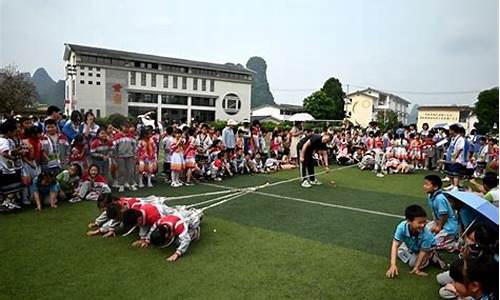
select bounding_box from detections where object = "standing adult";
[44,105,62,131]
[222,119,237,155]
[297,132,332,188]
[289,121,303,164]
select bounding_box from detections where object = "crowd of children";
[1,107,499,212]
[386,174,499,300]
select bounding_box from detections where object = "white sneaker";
[376,173,385,178]
[118,186,125,193]
[309,179,322,185]
[147,182,153,188]
[112,181,120,188]
[138,181,145,188]
[301,180,312,188]
[130,184,138,191]
[124,183,131,189]
[172,182,182,188]
[69,197,82,203]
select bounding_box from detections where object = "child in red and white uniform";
[20,126,43,205]
[408,133,422,167]
[137,127,157,188]
[87,194,145,237]
[70,164,111,203]
[148,209,203,262]
[184,128,197,186]
[122,202,163,247]
[41,118,69,174]
[170,129,185,187]
[69,134,87,170]
[90,128,112,179]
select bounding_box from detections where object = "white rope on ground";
[186,190,246,208]
[164,189,235,201]
[199,191,252,212]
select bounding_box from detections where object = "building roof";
[346,88,411,105]
[64,43,255,75]
[417,105,473,110]
[252,103,304,112]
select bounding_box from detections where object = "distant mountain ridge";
[30,68,65,108]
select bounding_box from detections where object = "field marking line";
[253,191,404,219]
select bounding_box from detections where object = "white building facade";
[344,88,410,128]
[63,44,253,124]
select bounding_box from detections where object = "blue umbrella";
[445,190,499,225]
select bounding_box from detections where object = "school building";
[63,44,254,124]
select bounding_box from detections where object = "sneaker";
[184,182,194,186]
[69,197,82,203]
[170,182,177,187]
[214,177,222,182]
[376,173,385,178]
[147,182,154,188]
[301,180,312,188]
[112,181,120,188]
[118,186,125,193]
[129,184,138,191]
[309,179,322,185]
[164,178,171,184]
[138,181,145,188]
[172,182,182,188]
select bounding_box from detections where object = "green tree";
[303,77,345,120]
[474,87,499,134]
[375,109,399,132]
[0,65,38,114]
[303,90,337,120]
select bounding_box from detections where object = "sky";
[1,0,498,106]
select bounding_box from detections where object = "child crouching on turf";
[386,205,444,278]
[56,163,82,200]
[424,175,459,251]
[70,164,111,203]
[148,209,203,262]
[122,202,163,247]
[87,194,143,237]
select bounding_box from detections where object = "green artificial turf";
[0,167,447,299]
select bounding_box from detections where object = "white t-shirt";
[452,136,465,163]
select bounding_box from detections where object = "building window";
[160,94,188,105]
[130,71,136,85]
[80,66,85,70]
[202,79,206,91]
[163,75,168,88]
[88,73,93,77]
[459,111,469,123]
[173,76,178,89]
[141,73,146,86]
[96,67,100,71]
[80,109,85,114]
[88,67,93,71]
[151,73,156,87]
[192,97,216,107]
[88,81,93,85]
[182,77,187,89]
[80,80,84,84]
[96,82,101,86]
[191,110,215,123]
[222,93,241,115]
[210,79,215,92]
[96,73,101,78]
[193,78,198,90]
[96,109,101,118]
[72,80,75,96]
[80,72,84,76]
[128,92,159,104]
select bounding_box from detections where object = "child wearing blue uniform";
[424,175,459,251]
[386,205,438,278]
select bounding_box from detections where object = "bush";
[95,113,134,129]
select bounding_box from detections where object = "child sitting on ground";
[424,175,459,251]
[386,204,443,278]
[264,152,281,173]
[56,163,82,200]
[70,164,111,203]
[280,155,296,170]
